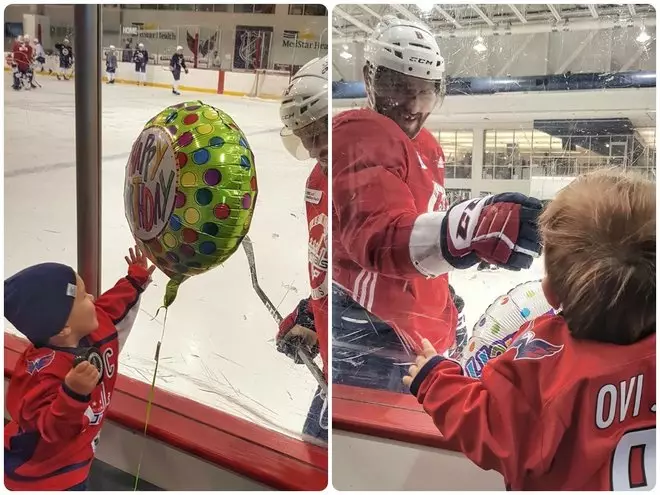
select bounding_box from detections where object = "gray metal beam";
[334,7,374,34]
[356,4,382,21]
[433,6,462,29]
[556,29,598,74]
[471,5,495,27]
[547,4,562,22]
[628,4,637,16]
[508,4,527,24]
[391,4,425,24]
[587,4,599,19]
[74,5,102,297]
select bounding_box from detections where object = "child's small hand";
[65,361,100,396]
[402,339,438,388]
[125,245,156,275]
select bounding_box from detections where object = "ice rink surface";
[4,73,319,438]
[4,73,544,438]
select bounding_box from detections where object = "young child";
[4,246,155,490]
[404,170,655,490]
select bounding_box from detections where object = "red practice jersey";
[332,108,456,354]
[12,43,31,72]
[305,163,329,375]
[4,264,151,490]
[412,313,656,490]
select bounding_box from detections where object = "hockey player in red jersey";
[4,247,155,490]
[332,16,543,392]
[404,170,655,490]
[11,36,36,90]
[276,55,329,446]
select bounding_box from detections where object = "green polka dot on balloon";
[193,148,210,165]
[195,188,213,206]
[199,241,216,255]
[203,109,219,120]
[163,233,177,248]
[202,222,219,236]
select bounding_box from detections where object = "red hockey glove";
[441,193,543,271]
[276,298,319,364]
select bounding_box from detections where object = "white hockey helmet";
[279,55,329,161]
[176,45,183,52]
[109,45,116,50]
[63,38,70,44]
[33,38,39,44]
[138,42,144,48]
[364,15,445,81]
[23,34,30,42]
[280,55,328,131]
[16,35,23,43]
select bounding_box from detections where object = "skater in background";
[133,42,148,86]
[54,38,74,80]
[33,38,46,73]
[276,56,329,446]
[11,37,36,90]
[404,170,655,490]
[332,16,543,393]
[105,45,117,84]
[169,45,188,95]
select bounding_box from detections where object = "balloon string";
[133,305,168,490]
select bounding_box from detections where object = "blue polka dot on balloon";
[520,308,531,318]
[193,148,210,165]
[209,136,224,147]
[240,155,251,170]
[199,241,216,255]
[165,111,178,124]
[201,222,219,236]
[169,214,182,231]
[239,136,249,149]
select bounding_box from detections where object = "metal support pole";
[74,5,102,297]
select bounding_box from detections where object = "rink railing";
[5,52,290,100]
[4,333,328,490]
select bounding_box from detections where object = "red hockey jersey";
[305,163,328,375]
[12,42,31,72]
[412,313,656,490]
[4,264,151,490]
[332,108,456,354]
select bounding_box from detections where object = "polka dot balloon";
[124,101,258,307]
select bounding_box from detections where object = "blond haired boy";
[404,170,655,490]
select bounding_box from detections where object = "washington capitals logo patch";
[509,330,563,361]
[26,351,55,375]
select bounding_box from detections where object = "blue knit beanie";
[4,263,78,346]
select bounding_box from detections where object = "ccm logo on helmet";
[410,57,433,66]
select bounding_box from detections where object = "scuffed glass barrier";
[4,4,328,454]
[331,3,656,395]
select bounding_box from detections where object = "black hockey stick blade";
[242,235,327,393]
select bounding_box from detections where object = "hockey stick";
[242,235,327,394]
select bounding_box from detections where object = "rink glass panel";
[330,2,656,440]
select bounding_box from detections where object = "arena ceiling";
[332,4,656,42]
